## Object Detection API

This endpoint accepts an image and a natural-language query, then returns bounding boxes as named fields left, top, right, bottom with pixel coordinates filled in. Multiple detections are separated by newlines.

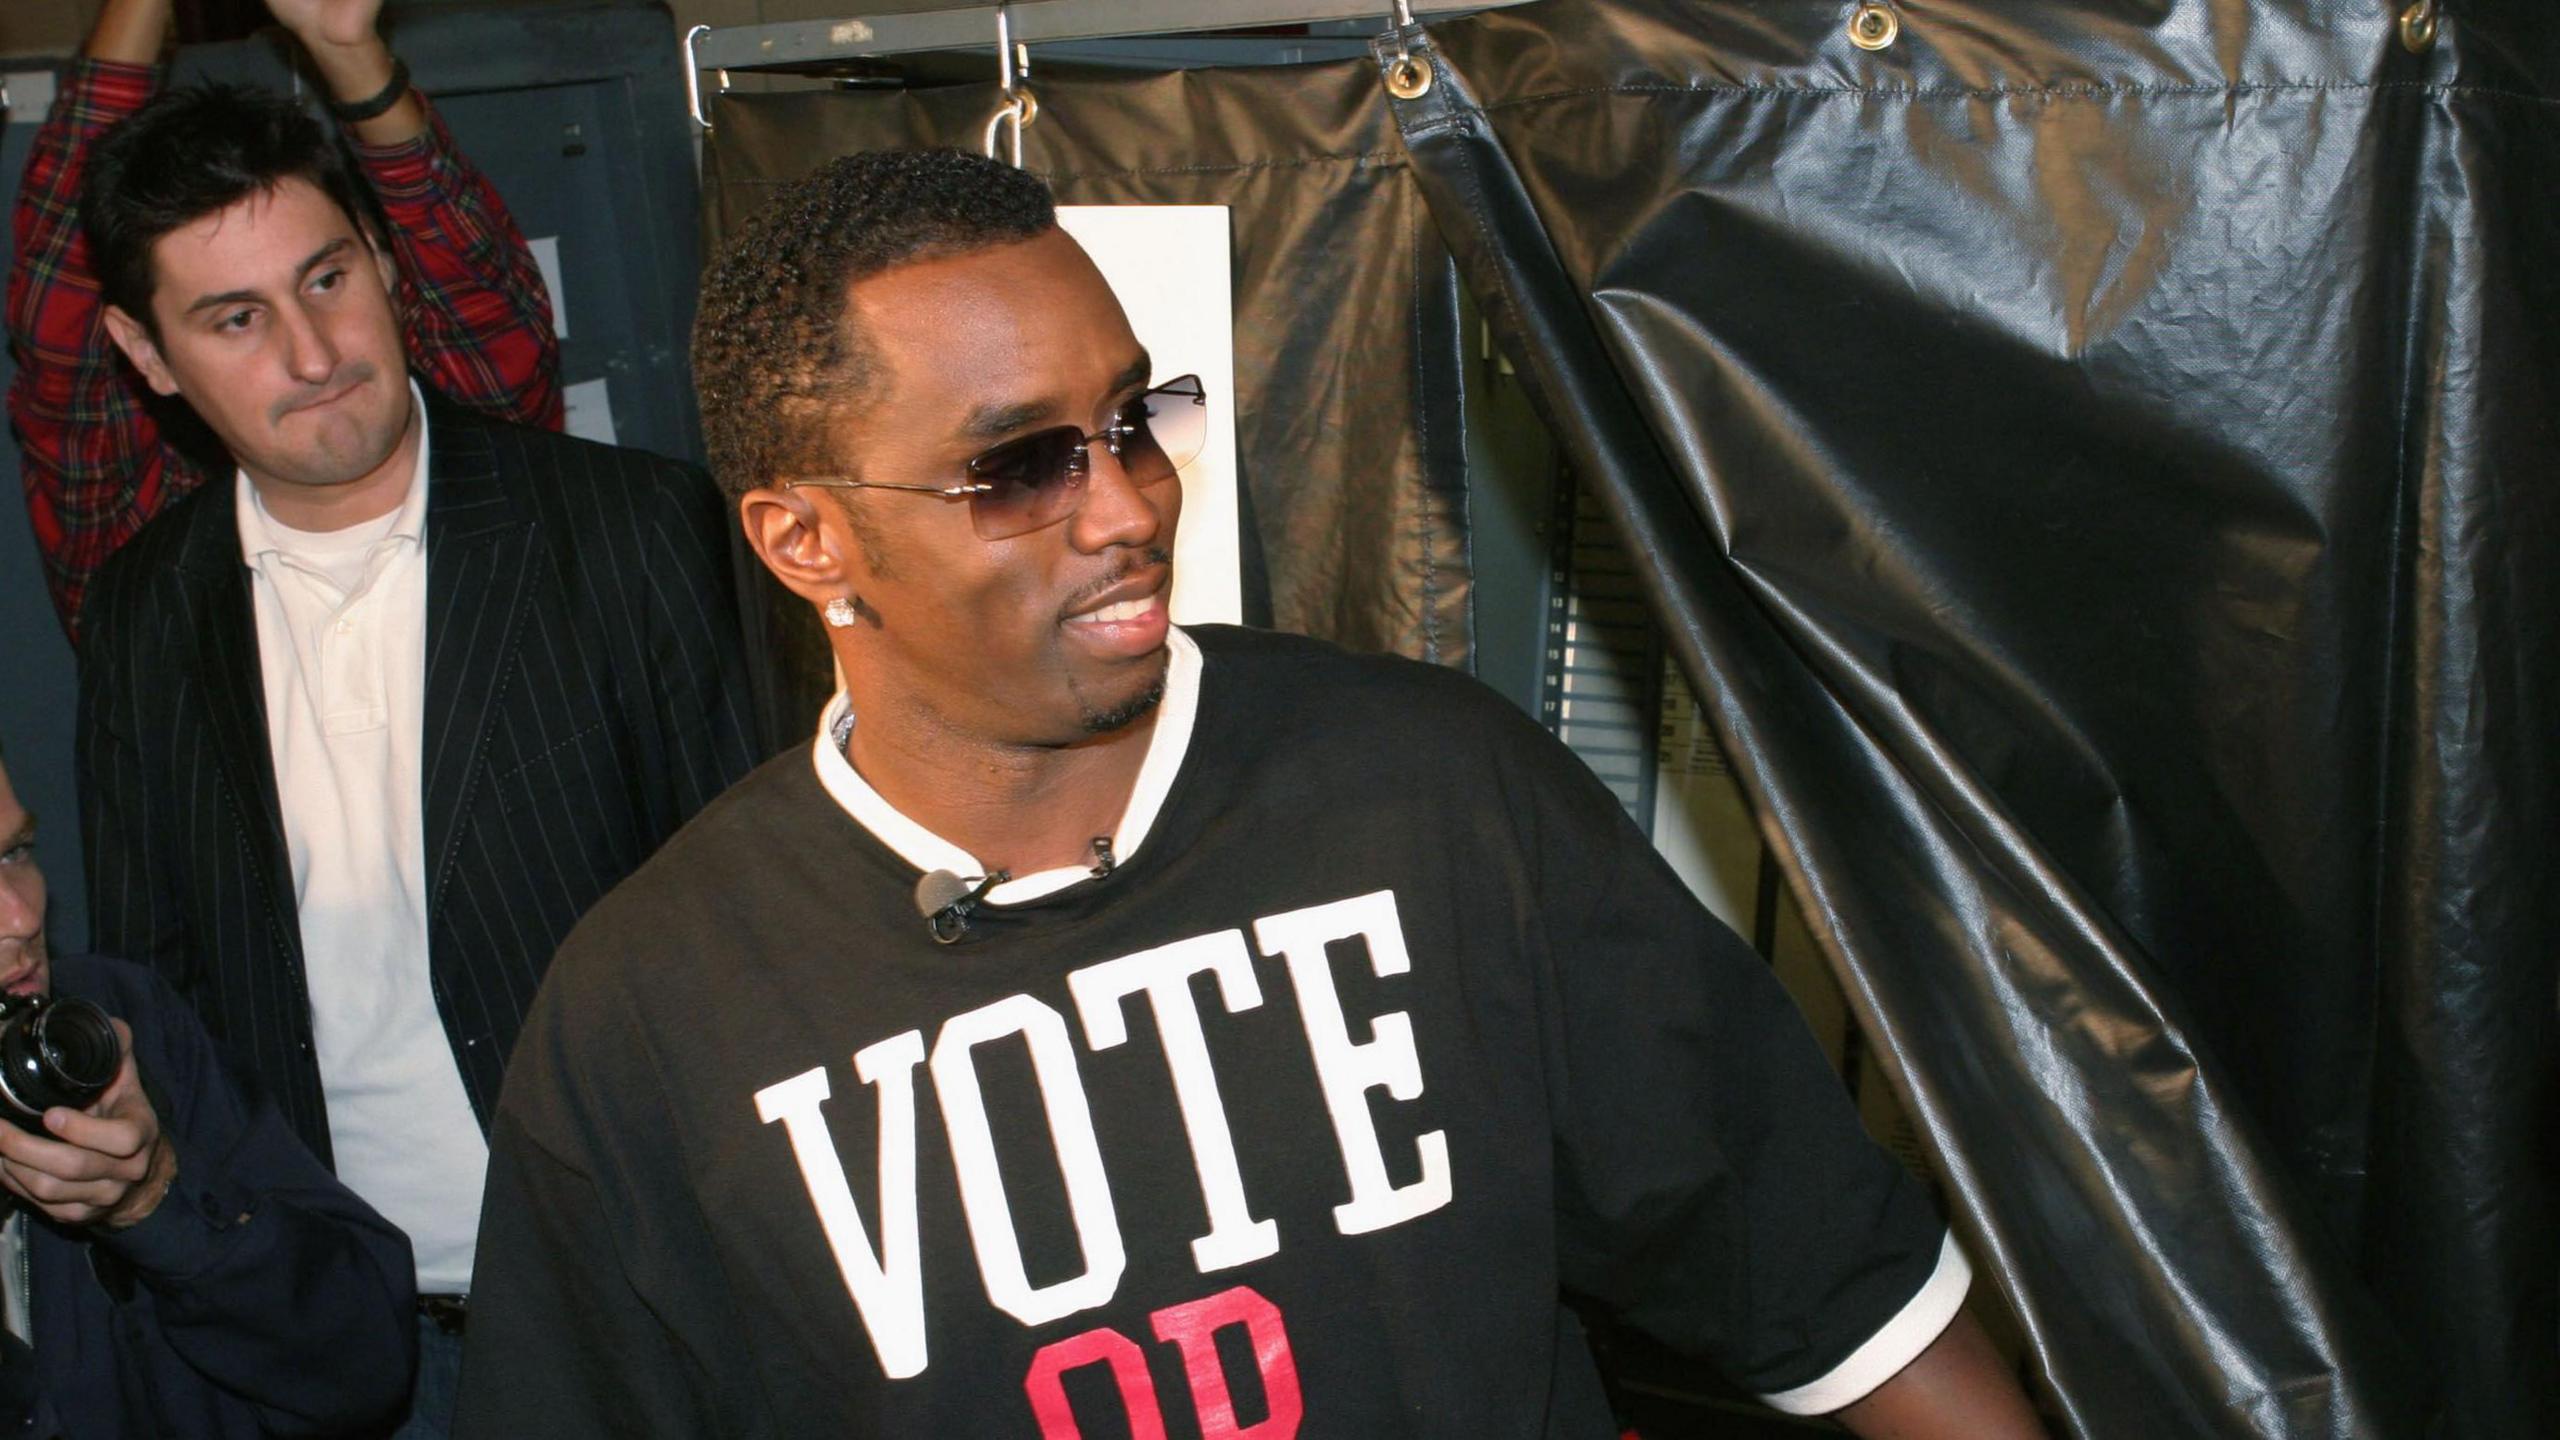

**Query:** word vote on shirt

left=752, top=889, right=1449, bottom=1428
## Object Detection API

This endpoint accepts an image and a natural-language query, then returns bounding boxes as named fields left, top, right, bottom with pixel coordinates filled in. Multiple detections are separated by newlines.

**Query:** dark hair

left=81, top=81, right=377, bottom=334
left=692, top=148, right=1056, bottom=501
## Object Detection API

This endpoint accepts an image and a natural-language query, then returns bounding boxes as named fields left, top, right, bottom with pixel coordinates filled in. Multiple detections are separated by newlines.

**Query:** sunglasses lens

left=966, top=428, right=1086, bottom=539
left=1130, top=377, right=1208, bottom=480
left=960, top=377, right=1211, bottom=539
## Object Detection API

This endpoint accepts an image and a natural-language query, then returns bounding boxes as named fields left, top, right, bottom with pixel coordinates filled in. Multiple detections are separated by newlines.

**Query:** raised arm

left=6, top=0, right=193, bottom=637
left=82, top=0, right=171, bottom=64
left=268, top=0, right=565, bottom=431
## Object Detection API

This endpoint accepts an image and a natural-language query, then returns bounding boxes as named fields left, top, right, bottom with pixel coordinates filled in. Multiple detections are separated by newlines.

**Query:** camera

left=0, top=992, right=120, bottom=1132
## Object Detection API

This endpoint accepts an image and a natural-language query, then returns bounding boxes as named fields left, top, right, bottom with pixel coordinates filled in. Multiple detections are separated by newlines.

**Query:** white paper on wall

left=528, top=235, right=568, bottom=340
left=562, top=378, right=616, bottom=446
left=1054, top=206, right=1242, bottom=626
left=4, top=73, right=59, bottom=122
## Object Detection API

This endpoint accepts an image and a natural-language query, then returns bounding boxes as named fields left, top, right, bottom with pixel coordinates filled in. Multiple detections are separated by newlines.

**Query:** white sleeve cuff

left=1756, top=1230, right=1973, bottom=1416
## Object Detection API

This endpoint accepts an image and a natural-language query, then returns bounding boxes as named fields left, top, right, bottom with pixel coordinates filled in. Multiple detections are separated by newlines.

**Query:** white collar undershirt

left=811, top=626, right=1202, bottom=907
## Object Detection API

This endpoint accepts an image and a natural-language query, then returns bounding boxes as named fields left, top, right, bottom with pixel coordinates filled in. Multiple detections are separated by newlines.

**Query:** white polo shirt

left=236, top=382, right=486, bottom=1293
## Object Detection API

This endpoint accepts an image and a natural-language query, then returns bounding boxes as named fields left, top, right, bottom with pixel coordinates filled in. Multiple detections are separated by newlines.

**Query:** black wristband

left=325, top=56, right=410, bottom=124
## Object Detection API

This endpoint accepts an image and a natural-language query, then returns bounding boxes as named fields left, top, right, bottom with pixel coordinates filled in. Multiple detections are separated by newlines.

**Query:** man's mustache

left=1056, top=547, right=1175, bottom=622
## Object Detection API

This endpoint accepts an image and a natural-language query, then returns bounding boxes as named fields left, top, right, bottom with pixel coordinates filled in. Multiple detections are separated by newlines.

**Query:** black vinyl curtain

left=701, top=1, right=2557, bottom=1433
left=1383, top=1, right=2556, bottom=1437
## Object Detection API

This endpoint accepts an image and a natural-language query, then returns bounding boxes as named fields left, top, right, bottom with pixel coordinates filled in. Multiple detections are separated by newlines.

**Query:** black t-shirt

left=455, top=625, right=1954, bottom=1439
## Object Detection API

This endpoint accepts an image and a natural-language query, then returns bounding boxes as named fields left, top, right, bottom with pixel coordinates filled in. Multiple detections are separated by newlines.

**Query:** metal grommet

left=2398, top=1, right=2439, bottom=54
left=1849, top=2, right=1900, bottom=51
left=1385, top=52, right=1434, bottom=100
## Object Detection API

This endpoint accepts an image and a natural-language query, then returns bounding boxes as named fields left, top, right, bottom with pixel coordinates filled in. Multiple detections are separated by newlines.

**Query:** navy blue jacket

left=3, top=955, right=415, bottom=1438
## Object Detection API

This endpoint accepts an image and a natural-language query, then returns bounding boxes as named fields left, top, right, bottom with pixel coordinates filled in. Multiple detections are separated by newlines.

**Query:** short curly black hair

left=692, top=149, right=1056, bottom=501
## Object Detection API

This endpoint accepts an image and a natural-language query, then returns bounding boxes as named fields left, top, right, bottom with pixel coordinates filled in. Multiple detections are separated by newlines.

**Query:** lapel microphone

left=914, top=869, right=1009, bottom=945
left=914, top=838, right=1114, bottom=944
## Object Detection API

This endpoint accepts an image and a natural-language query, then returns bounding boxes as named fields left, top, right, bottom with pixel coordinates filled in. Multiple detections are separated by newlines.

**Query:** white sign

left=529, top=235, right=569, bottom=340
left=1055, top=206, right=1242, bottom=626
left=4, top=72, right=59, bottom=123
left=563, top=377, right=616, bottom=446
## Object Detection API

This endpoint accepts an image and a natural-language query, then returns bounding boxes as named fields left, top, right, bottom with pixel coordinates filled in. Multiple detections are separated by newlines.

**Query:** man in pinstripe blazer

left=67, top=78, right=756, bottom=1434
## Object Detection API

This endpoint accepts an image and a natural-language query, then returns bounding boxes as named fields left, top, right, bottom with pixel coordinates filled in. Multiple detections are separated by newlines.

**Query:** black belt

left=418, top=1293, right=469, bottom=1336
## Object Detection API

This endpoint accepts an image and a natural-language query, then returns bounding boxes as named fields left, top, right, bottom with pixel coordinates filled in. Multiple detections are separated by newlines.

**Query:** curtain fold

left=1382, top=1, right=2554, bottom=1435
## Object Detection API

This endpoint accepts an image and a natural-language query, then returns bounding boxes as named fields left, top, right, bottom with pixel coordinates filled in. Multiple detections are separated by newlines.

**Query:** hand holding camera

left=0, top=1002, right=175, bottom=1231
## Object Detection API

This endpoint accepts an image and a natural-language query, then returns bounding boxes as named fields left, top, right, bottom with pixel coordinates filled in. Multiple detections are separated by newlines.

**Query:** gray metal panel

left=694, top=0, right=1526, bottom=71
left=433, top=79, right=701, bottom=460
left=0, top=79, right=89, bottom=952
left=1459, top=300, right=1560, bottom=726
left=1544, top=481, right=1661, bottom=826
left=394, top=1, right=705, bottom=461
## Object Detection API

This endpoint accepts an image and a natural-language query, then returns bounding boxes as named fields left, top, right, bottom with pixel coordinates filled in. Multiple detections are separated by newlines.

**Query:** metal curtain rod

left=691, top=0, right=1520, bottom=73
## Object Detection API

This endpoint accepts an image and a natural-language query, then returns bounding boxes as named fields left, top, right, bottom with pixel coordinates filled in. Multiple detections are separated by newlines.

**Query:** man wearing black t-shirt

left=454, top=150, right=2048, bottom=1439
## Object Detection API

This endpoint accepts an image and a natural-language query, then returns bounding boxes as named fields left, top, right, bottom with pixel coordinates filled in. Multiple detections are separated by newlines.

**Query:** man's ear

left=101, top=305, right=179, bottom=397
left=738, top=483, right=859, bottom=607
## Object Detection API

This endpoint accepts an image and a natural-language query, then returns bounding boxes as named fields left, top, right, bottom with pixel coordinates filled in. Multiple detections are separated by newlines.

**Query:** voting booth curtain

left=702, top=1, right=2557, bottom=1433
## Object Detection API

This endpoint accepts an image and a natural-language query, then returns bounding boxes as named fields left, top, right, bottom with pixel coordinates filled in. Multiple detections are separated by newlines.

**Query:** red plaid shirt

left=7, top=59, right=565, bottom=638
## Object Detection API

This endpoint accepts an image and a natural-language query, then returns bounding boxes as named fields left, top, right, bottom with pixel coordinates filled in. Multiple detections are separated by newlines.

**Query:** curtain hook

left=1382, top=2, right=1434, bottom=100
left=996, top=1, right=1019, bottom=95
left=683, top=23, right=714, bottom=133
left=982, top=3, right=1037, bottom=167
left=982, top=88, right=1038, bottom=166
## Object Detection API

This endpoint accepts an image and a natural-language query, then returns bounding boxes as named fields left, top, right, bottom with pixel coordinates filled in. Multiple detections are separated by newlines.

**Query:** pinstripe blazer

left=74, top=396, right=759, bottom=1166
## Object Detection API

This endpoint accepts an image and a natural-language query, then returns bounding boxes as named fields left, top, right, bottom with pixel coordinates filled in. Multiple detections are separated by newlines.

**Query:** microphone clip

left=916, top=868, right=1009, bottom=945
